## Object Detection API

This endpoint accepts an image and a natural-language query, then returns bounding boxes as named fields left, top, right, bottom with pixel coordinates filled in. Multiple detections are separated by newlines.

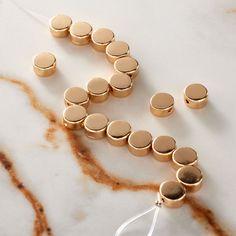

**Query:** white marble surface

left=0, top=0, right=236, bottom=235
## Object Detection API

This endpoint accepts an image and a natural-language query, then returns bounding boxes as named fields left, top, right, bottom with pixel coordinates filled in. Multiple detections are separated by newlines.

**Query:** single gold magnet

left=87, top=78, right=110, bottom=102
left=49, top=14, right=72, bottom=38
left=84, top=113, right=109, bottom=139
left=109, top=73, right=133, bottom=97
left=159, top=181, right=186, bottom=208
left=69, top=22, right=92, bottom=45
left=91, top=28, right=115, bottom=52
left=128, top=130, right=152, bottom=156
left=106, top=120, right=131, bottom=146
left=152, top=136, right=176, bottom=162
left=172, top=147, right=198, bottom=170
left=63, top=105, right=87, bottom=129
left=184, top=83, right=208, bottom=109
left=106, top=41, right=130, bottom=63
left=150, top=93, right=174, bottom=117
left=64, top=87, right=89, bottom=108
left=33, top=52, right=56, bottom=77
left=176, top=166, right=203, bottom=192
left=114, top=56, right=139, bottom=79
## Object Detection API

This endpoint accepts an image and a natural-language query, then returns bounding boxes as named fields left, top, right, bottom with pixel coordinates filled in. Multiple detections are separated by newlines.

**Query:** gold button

left=184, top=83, right=208, bottom=109
left=114, top=56, right=139, bottom=79
left=159, top=181, right=186, bottom=208
left=91, top=28, right=115, bottom=52
left=109, top=73, right=133, bottom=97
left=176, top=166, right=203, bottom=192
left=84, top=113, right=109, bottom=139
left=49, top=14, right=72, bottom=38
left=33, top=52, right=56, bottom=77
left=64, top=87, right=89, bottom=108
left=106, top=120, right=131, bottom=146
left=63, top=105, right=87, bottom=129
left=106, top=41, right=130, bottom=63
left=87, top=78, right=110, bottom=102
left=172, top=147, right=198, bottom=170
left=152, top=136, right=176, bottom=162
left=150, top=93, right=174, bottom=117
left=69, top=22, right=92, bottom=45
left=128, top=130, right=152, bottom=156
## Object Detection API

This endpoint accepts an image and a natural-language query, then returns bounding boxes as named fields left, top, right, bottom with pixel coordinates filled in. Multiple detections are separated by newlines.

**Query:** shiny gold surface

left=91, top=28, right=115, bottom=52
left=152, top=136, right=176, bottom=162
left=106, top=120, right=131, bottom=146
left=33, top=52, right=56, bottom=77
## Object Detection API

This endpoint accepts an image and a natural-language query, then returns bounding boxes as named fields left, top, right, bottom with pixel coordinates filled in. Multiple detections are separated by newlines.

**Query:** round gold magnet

left=49, top=14, right=72, bottom=38
left=150, top=93, right=174, bottom=117
left=106, top=41, right=130, bottom=63
left=176, top=166, right=203, bottom=192
left=159, top=181, right=186, bottom=208
left=84, top=113, right=109, bottom=139
left=106, top=120, right=131, bottom=146
left=152, top=136, right=176, bottom=162
left=128, top=130, right=152, bottom=156
left=91, top=28, right=115, bottom=52
left=109, top=73, right=133, bottom=97
left=63, top=105, right=87, bottom=129
left=87, top=78, right=110, bottom=102
left=172, top=147, right=198, bottom=170
left=69, top=22, right=92, bottom=45
left=64, top=87, right=89, bottom=108
left=33, top=52, right=56, bottom=77
left=114, top=56, right=139, bottom=79
left=184, top=83, right=208, bottom=109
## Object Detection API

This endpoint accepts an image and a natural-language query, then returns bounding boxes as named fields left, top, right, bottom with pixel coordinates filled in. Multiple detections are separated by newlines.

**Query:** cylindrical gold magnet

left=106, top=120, right=131, bottom=146
left=33, top=52, right=56, bottom=77
left=150, top=93, right=174, bottom=117
left=176, top=166, right=203, bottom=192
left=114, top=57, right=139, bottom=79
left=152, top=136, right=176, bottom=162
left=184, top=83, right=208, bottom=109
left=128, top=130, right=152, bottom=156
left=106, top=41, right=130, bottom=63
left=159, top=181, right=186, bottom=208
left=91, top=28, right=115, bottom=52
left=63, top=105, right=87, bottom=129
left=109, top=73, right=133, bottom=97
left=49, top=14, right=72, bottom=38
left=84, top=113, right=109, bottom=139
left=64, top=87, right=89, bottom=108
left=87, top=78, right=110, bottom=103
left=172, top=147, right=198, bottom=170
left=69, top=22, right=92, bottom=45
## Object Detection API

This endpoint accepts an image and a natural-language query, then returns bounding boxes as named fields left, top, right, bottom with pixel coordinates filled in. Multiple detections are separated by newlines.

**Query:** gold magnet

left=64, top=87, right=89, bottom=108
left=128, top=130, right=152, bottom=156
left=152, top=136, right=176, bottom=162
left=172, top=147, right=198, bottom=170
left=33, top=52, right=56, bottom=77
left=69, top=22, right=92, bottom=45
left=150, top=93, right=174, bottom=117
left=184, top=83, right=208, bottom=109
left=87, top=78, right=110, bottom=102
left=106, top=120, right=131, bottom=146
left=106, top=41, right=130, bottom=63
left=109, top=73, right=133, bottom=97
left=91, top=28, right=115, bottom=52
left=176, top=166, right=203, bottom=192
left=84, top=113, right=109, bottom=139
left=63, top=105, right=87, bottom=129
left=114, top=56, right=139, bottom=79
left=49, top=14, right=72, bottom=38
left=159, top=181, right=186, bottom=208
